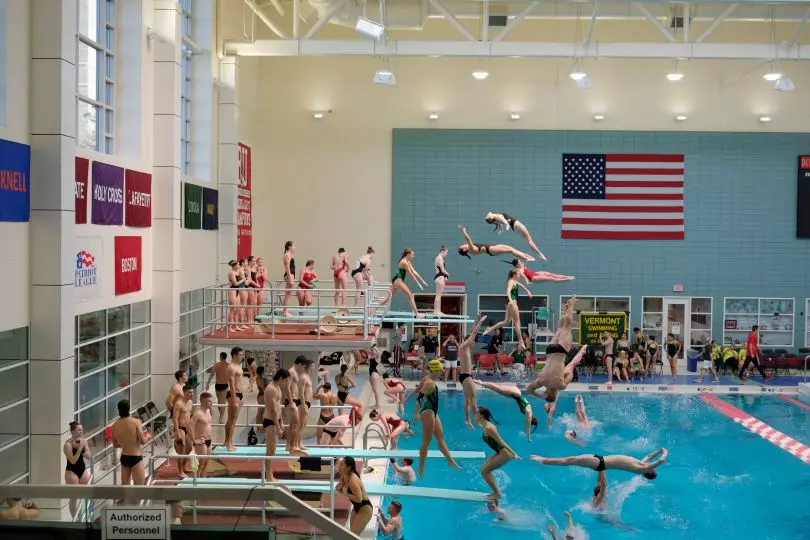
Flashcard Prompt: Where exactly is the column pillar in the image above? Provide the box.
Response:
[150,1,183,403]
[217,57,239,283]
[28,0,78,517]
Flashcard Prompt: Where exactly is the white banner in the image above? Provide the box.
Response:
[75,236,102,301]
[102,505,169,540]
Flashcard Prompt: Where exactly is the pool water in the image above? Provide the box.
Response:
[383,391,810,539]
[723,395,810,446]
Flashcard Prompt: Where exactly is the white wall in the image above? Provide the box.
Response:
[180,228,218,291]
[0,0,30,332]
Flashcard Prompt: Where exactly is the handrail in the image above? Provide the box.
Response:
[805,355,809,382]
[362,423,388,450]
[0,485,361,540]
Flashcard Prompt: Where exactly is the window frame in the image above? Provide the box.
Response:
[180,0,194,176]
[559,295,632,344]
[0,326,31,486]
[76,0,115,154]
[179,288,214,390]
[477,293,550,346]
[723,297,795,348]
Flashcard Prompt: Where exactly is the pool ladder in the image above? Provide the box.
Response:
[363,423,389,450]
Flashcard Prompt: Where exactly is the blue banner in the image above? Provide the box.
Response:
[0,139,31,222]
[202,187,219,230]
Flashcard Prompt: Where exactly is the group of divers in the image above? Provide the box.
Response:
[161,212,670,536]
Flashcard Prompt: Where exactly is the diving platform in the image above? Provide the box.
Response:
[211,446,486,460]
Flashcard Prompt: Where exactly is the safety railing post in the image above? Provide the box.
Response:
[317,286,321,337]
[329,458,335,520]
[271,284,276,338]
[261,458,267,524]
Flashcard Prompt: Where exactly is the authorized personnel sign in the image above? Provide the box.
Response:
[102,506,169,540]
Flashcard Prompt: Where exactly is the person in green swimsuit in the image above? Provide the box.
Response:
[473,379,539,441]
[406,359,462,478]
[483,269,532,352]
[475,407,520,500]
[390,248,428,318]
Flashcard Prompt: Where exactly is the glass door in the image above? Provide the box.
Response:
[663,298,690,359]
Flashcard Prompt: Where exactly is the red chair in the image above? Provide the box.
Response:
[498,355,514,369]
[477,354,495,374]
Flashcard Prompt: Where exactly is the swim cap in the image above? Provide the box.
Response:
[428,359,443,372]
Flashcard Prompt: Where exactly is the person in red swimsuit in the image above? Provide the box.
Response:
[330,248,349,306]
[255,257,267,311]
[508,259,575,284]
[297,259,318,307]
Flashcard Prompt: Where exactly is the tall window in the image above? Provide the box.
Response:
[77,0,115,153]
[0,327,30,484]
[74,301,151,463]
[180,0,193,175]
[179,288,214,392]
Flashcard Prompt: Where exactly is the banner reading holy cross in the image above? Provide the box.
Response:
[91,162,125,225]
[75,157,89,224]
[203,187,218,230]
[115,236,142,295]
[184,182,203,229]
[0,138,31,222]
[125,169,152,227]
[237,142,252,258]
[578,312,628,346]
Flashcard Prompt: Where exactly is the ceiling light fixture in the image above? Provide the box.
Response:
[759,115,772,123]
[510,113,521,120]
[666,72,684,81]
[355,16,385,41]
[593,114,605,121]
[675,115,687,121]
[774,77,795,91]
[372,69,396,86]
[428,113,439,120]
[569,71,587,81]
[313,112,324,120]
[472,70,489,80]
[763,72,782,81]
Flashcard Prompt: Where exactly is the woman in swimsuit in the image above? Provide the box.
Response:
[665,333,681,376]
[485,211,547,261]
[331,248,349,306]
[509,259,575,284]
[433,245,449,315]
[282,241,296,316]
[254,366,267,431]
[457,225,535,262]
[314,382,340,440]
[337,456,374,534]
[475,407,520,500]
[255,257,268,312]
[526,296,589,428]
[459,313,488,430]
[483,269,532,351]
[335,364,364,415]
[391,248,428,318]
[407,359,462,478]
[351,246,375,306]
[367,344,385,409]
[227,260,247,331]
[382,373,406,413]
[473,380,539,441]
[64,422,91,517]
[245,255,259,324]
[297,259,317,307]
[237,259,250,327]
[369,409,412,450]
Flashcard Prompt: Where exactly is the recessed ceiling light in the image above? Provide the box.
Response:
[667,72,684,81]
[510,113,521,120]
[472,70,489,80]
[593,114,605,121]
[313,112,324,119]
[759,116,772,123]
[675,115,687,121]
[428,113,439,120]
[569,71,587,81]
[763,72,782,81]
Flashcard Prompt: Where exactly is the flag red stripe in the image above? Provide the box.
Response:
[606,168,684,175]
[562,217,685,226]
[561,230,685,240]
[562,205,683,213]
[605,180,684,188]
[606,154,684,163]
[605,193,683,201]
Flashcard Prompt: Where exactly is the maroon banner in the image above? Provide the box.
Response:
[115,236,142,295]
[75,157,89,224]
[237,142,252,259]
[125,169,152,227]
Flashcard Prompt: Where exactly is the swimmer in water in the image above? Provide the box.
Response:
[487,499,507,522]
[548,510,579,540]
[376,499,404,540]
[574,394,590,427]
[389,457,417,485]
[473,379,539,441]
[529,448,669,480]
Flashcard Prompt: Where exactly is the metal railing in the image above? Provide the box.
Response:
[805,355,809,381]
[362,423,388,451]
[0,484,361,540]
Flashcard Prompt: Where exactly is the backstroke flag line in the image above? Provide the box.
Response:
[561,153,685,240]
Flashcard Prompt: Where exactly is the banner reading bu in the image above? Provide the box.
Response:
[115,236,142,295]
[578,312,627,346]
[237,142,252,259]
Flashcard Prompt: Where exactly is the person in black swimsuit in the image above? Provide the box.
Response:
[433,245,450,315]
[529,449,668,480]
[338,456,374,534]
[282,240,296,315]
[484,211,547,260]
[368,344,386,409]
[351,246,375,306]
[64,422,91,516]
[457,225,535,261]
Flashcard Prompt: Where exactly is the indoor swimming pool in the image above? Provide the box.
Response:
[383,391,810,539]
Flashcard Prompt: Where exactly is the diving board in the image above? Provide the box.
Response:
[176,477,489,502]
[212,446,486,459]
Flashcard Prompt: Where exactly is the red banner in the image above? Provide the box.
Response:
[115,236,142,295]
[125,169,152,227]
[237,142,252,259]
[75,157,89,224]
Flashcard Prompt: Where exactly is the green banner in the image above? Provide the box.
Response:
[183,182,202,229]
[578,312,627,346]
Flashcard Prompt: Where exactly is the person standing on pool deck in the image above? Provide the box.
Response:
[665,333,681,377]
[695,338,720,384]
[331,247,350,306]
[264,369,289,481]
[442,333,459,382]
[64,422,91,517]
[529,448,668,479]
[293,356,314,454]
[739,325,772,382]
[600,331,615,384]
[282,241,296,317]
[112,400,150,490]
[433,245,449,315]
[206,352,230,423]
[407,359,462,478]
[165,370,187,417]
[224,347,244,452]
[459,313,489,430]
[473,379,538,441]
[172,385,194,477]
[338,456,374,534]
[189,392,214,478]
[476,406,520,500]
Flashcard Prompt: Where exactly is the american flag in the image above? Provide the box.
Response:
[78,250,95,268]
[561,153,685,240]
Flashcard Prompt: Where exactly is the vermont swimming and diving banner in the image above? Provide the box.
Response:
[237,142,252,259]
[184,182,202,229]
[578,312,628,346]
[125,169,152,227]
[75,157,89,224]
[115,236,142,295]
[203,187,218,230]
[0,138,31,222]
[798,156,810,238]
[92,162,125,225]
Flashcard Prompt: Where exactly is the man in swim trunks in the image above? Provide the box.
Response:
[165,369,188,416]
[206,352,230,422]
[172,385,194,477]
[529,448,668,479]
[0,498,41,520]
[224,347,245,452]
[111,399,150,493]
[284,362,301,453]
[189,391,214,478]
[292,356,314,455]
[264,369,290,481]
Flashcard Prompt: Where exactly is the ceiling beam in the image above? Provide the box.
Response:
[243,0,288,40]
[788,6,810,48]
[494,1,540,42]
[696,3,739,43]
[586,1,601,47]
[632,3,676,42]
[303,0,350,40]
[427,0,477,41]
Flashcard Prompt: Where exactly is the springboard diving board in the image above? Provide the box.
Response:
[212,446,486,459]
[176,477,489,502]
